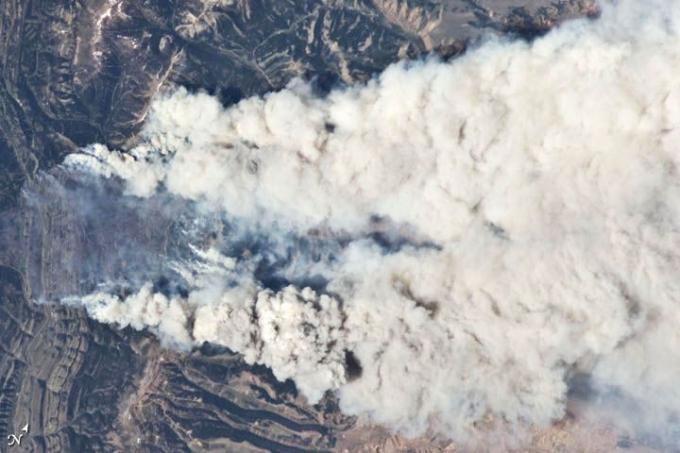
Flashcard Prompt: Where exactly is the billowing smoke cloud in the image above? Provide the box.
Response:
[53,0,680,442]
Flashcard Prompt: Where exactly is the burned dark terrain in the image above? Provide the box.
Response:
[0,1,596,451]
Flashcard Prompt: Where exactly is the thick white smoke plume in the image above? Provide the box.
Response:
[62,0,680,441]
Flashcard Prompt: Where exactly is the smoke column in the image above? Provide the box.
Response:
[51,0,680,442]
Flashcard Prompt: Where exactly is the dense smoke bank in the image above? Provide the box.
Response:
[52,0,680,442]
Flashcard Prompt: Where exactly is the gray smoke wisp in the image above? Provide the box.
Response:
[47,0,680,442]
